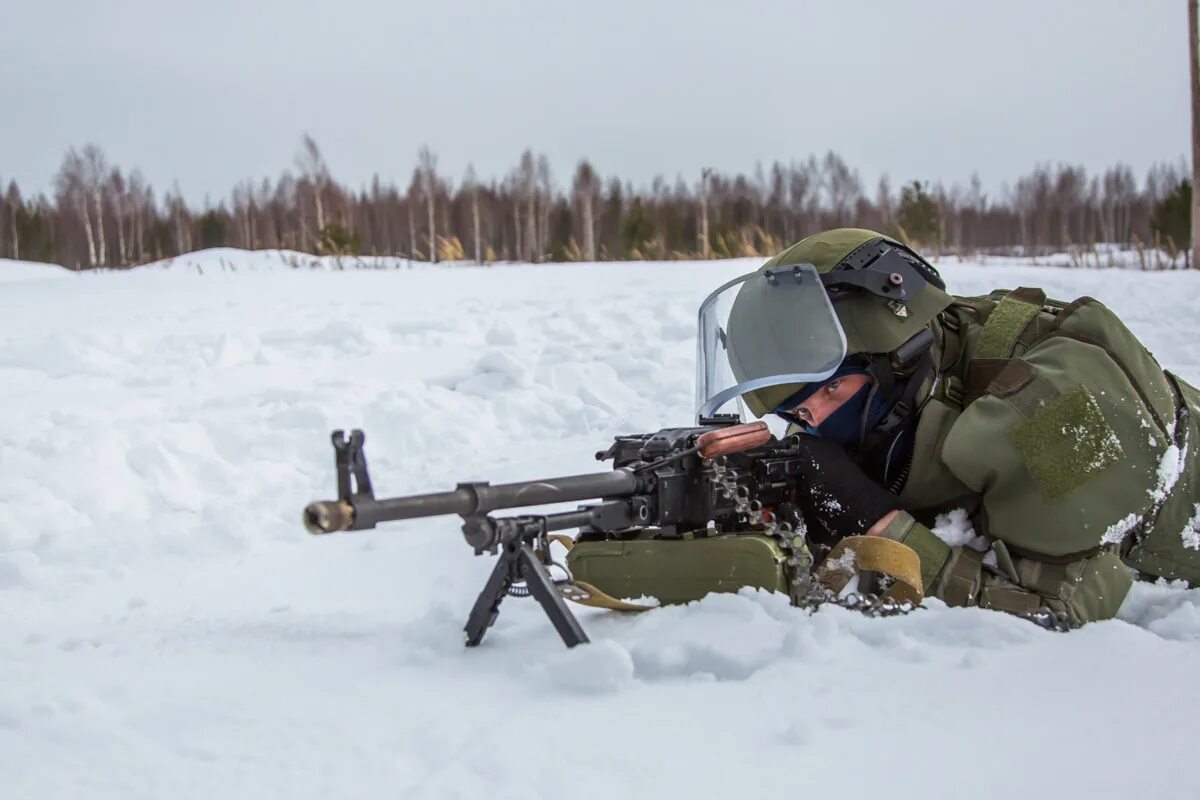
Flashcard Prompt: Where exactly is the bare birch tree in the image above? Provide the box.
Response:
[507,172,523,262]
[517,150,537,262]
[822,151,862,228]
[168,181,190,255]
[537,154,552,260]
[296,135,330,245]
[129,170,148,262]
[109,168,128,265]
[876,175,894,231]
[788,158,818,239]
[572,160,599,261]
[54,149,96,267]
[405,169,420,260]
[464,164,483,264]
[963,173,985,249]
[81,144,109,265]
[418,146,438,262]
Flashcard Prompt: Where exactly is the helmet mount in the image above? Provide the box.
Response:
[819,238,945,303]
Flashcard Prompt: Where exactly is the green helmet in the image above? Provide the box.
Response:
[724,228,952,418]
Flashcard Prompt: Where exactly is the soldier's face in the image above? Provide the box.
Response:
[783,373,872,427]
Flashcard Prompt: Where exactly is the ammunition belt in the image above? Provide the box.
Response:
[709,457,919,618]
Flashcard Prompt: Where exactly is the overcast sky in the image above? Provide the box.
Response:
[0,0,1189,203]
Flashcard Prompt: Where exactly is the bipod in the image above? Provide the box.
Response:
[461,514,590,648]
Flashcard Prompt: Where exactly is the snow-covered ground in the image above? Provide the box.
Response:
[3,251,1200,799]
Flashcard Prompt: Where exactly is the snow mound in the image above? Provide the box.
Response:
[0,258,72,282]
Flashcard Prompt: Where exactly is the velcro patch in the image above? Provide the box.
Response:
[1010,385,1125,501]
[976,294,1041,359]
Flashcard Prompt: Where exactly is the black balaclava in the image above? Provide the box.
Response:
[772,358,891,446]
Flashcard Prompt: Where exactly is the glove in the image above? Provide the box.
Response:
[790,436,900,541]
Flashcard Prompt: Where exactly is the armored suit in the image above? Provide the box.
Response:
[735,229,1200,624]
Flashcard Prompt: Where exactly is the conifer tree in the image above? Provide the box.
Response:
[895,180,940,248]
[620,198,656,258]
[1151,179,1193,266]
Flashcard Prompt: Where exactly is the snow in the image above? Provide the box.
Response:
[1181,504,1200,551]
[0,257,72,283]
[4,250,1200,798]
[1103,512,1143,546]
[1151,443,1189,503]
[931,507,988,550]
[823,546,858,576]
[962,244,1180,270]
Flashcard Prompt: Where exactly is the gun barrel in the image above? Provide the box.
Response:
[305,468,641,534]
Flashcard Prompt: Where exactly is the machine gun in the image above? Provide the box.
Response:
[302,415,846,648]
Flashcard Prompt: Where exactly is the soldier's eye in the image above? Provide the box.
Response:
[826,379,841,393]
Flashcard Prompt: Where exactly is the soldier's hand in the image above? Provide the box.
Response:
[790,435,900,540]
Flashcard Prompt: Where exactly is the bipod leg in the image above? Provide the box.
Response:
[517,544,590,648]
[464,550,515,647]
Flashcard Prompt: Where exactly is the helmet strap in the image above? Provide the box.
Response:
[854,324,939,484]
[860,353,934,451]
[859,354,895,444]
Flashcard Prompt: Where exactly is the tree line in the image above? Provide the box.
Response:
[0,136,1193,269]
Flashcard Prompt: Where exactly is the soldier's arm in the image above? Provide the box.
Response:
[870,511,1132,625]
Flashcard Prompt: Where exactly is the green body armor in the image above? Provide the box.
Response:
[895,287,1200,622]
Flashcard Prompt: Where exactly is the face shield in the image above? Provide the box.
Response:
[696,263,847,419]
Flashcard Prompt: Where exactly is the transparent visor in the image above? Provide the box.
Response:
[696,263,847,418]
